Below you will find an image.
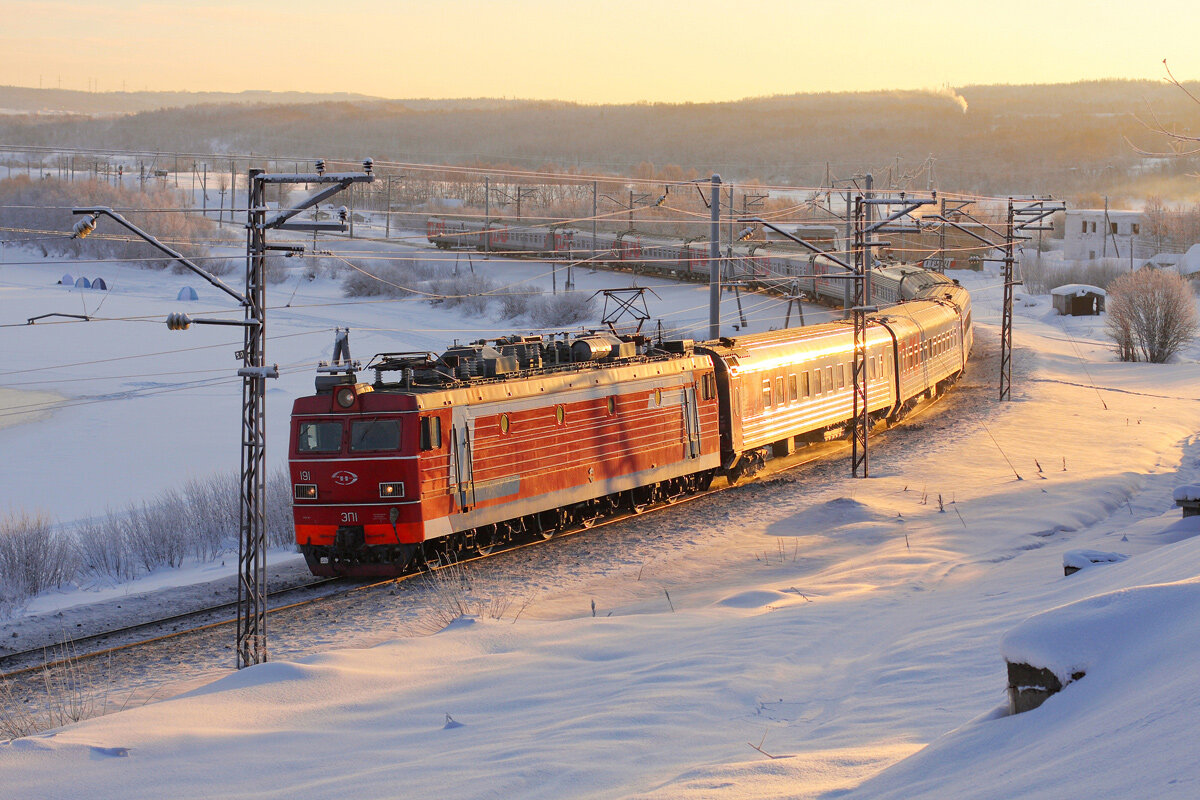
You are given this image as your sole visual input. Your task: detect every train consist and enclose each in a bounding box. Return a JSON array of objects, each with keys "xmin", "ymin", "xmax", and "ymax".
[
  {"xmin": 289, "ymin": 245, "xmax": 973, "ymax": 576},
  {"xmin": 427, "ymin": 216, "xmax": 871, "ymax": 304}
]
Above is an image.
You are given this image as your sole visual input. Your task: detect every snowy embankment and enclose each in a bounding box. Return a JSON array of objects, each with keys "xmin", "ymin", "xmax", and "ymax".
[{"xmin": 3, "ymin": 248, "xmax": 1200, "ymax": 798}]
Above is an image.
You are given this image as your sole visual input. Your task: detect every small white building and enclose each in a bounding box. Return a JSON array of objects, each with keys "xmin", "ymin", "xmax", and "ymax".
[{"xmin": 1064, "ymin": 209, "xmax": 1146, "ymax": 261}]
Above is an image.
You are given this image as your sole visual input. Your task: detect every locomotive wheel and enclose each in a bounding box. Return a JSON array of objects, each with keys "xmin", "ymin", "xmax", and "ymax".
[
  {"xmin": 536, "ymin": 511, "xmax": 559, "ymax": 540},
  {"xmin": 474, "ymin": 525, "xmax": 502, "ymax": 556}
]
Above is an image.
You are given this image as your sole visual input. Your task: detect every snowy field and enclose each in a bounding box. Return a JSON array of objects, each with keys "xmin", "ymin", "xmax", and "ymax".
[{"xmin": 3, "ymin": 236, "xmax": 1200, "ymax": 799}]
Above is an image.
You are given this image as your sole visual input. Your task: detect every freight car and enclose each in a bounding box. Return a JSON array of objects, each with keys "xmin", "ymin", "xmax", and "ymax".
[{"xmin": 290, "ymin": 272, "xmax": 972, "ymax": 576}]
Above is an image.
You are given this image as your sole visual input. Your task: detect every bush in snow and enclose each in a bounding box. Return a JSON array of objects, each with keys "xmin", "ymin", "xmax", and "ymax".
[
  {"xmin": 0, "ymin": 469, "xmax": 297, "ymax": 608},
  {"xmin": 0, "ymin": 175, "xmax": 237, "ymax": 267},
  {"xmin": 1019, "ymin": 251, "xmax": 1127, "ymax": 295},
  {"xmin": 340, "ymin": 257, "xmax": 440, "ymax": 297},
  {"xmin": 0, "ymin": 511, "xmax": 78, "ymax": 604},
  {"xmin": 494, "ymin": 286, "xmax": 541, "ymax": 319},
  {"xmin": 427, "ymin": 275, "xmax": 497, "ymax": 318},
  {"xmin": 529, "ymin": 292, "xmax": 596, "ymax": 327},
  {"xmin": 1105, "ymin": 268, "xmax": 1198, "ymax": 363}
]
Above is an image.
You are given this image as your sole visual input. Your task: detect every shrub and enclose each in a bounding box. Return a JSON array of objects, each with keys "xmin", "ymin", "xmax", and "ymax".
[
  {"xmin": 0, "ymin": 175, "xmax": 237, "ymax": 267},
  {"xmin": 0, "ymin": 511, "xmax": 78, "ymax": 604},
  {"xmin": 495, "ymin": 286, "xmax": 541, "ymax": 319},
  {"xmin": 340, "ymin": 257, "xmax": 439, "ymax": 297},
  {"xmin": 1106, "ymin": 268, "xmax": 1198, "ymax": 362},
  {"xmin": 529, "ymin": 292, "xmax": 596, "ymax": 327}
]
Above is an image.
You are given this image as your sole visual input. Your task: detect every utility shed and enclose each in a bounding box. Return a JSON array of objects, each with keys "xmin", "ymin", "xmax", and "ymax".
[{"xmin": 1051, "ymin": 284, "xmax": 1105, "ymax": 316}]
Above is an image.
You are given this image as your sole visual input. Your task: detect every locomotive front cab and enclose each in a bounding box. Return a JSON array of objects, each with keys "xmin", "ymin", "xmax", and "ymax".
[{"xmin": 290, "ymin": 383, "xmax": 427, "ymax": 576}]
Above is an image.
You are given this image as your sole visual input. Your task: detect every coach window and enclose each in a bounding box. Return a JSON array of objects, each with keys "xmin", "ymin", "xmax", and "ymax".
[
  {"xmin": 761, "ymin": 379, "xmax": 772, "ymax": 408},
  {"xmin": 775, "ymin": 376, "xmax": 785, "ymax": 405},
  {"xmin": 419, "ymin": 416, "xmax": 442, "ymax": 451},
  {"xmin": 801, "ymin": 372, "xmax": 811, "ymax": 397},
  {"xmin": 868, "ymin": 358, "xmax": 876, "ymax": 380},
  {"xmin": 836, "ymin": 365, "xmax": 845, "ymax": 390},
  {"xmin": 824, "ymin": 366, "xmax": 833, "ymax": 392},
  {"xmin": 812, "ymin": 369, "xmax": 822, "ymax": 395},
  {"xmin": 788, "ymin": 374, "xmax": 798, "ymax": 402}
]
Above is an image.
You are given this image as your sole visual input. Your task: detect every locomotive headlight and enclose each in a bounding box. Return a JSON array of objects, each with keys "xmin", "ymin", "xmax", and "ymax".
[
  {"xmin": 335, "ymin": 387, "xmax": 356, "ymax": 408},
  {"xmin": 294, "ymin": 483, "xmax": 318, "ymax": 500},
  {"xmin": 379, "ymin": 482, "xmax": 405, "ymax": 498}
]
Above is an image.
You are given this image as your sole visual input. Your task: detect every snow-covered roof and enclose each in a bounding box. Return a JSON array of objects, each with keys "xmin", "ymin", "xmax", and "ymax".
[
  {"xmin": 1050, "ymin": 283, "xmax": 1105, "ymax": 297},
  {"xmin": 1173, "ymin": 484, "xmax": 1200, "ymax": 503},
  {"xmin": 1181, "ymin": 244, "xmax": 1200, "ymax": 276},
  {"xmin": 1144, "ymin": 252, "xmax": 1184, "ymax": 269}
]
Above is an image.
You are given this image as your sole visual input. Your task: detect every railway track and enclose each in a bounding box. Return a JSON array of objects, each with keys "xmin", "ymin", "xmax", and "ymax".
[{"xmin": 0, "ymin": 381, "xmax": 955, "ymax": 685}]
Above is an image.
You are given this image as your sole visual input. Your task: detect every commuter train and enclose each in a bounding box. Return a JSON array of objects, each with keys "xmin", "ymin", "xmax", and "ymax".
[
  {"xmin": 289, "ymin": 253, "xmax": 972, "ymax": 576},
  {"xmin": 426, "ymin": 216, "xmax": 879, "ymax": 305}
]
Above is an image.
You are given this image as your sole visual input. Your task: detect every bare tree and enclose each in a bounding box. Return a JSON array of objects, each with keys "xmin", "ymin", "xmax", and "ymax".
[{"xmin": 1105, "ymin": 268, "xmax": 1198, "ymax": 362}]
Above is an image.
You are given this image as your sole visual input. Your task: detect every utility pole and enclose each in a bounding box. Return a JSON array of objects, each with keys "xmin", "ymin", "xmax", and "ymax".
[
  {"xmin": 484, "ymin": 176, "xmax": 490, "ymax": 255},
  {"xmin": 384, "ymin": 176, "xmax": 392, "ymax": 239},
  {"xmin": 73, "ymin": 160, "xmax": 372, "ymax": 669},
  {"xmin": 1000, "ymin": 199, "xmax": 1016, "ymax": 401},
  {"xmin": 851, "ymin": 193, "xmax": 869, "ymax": 477},
  {"xmin": 709, "ymin": 174, "xmax": 722, "ymax": 339}
]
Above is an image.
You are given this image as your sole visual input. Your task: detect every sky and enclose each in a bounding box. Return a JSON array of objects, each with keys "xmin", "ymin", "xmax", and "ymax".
[{"xmin": 1, "ymin": 0, "xmax": 1199, "ymax": 103}]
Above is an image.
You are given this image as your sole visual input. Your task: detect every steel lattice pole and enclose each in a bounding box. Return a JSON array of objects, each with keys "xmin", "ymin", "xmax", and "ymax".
[
  {"xmin": 851, "ymin": 194, "xmax": 869, "ymax": 477},
  {"xmin": 1000, "ymin": 198, "xmax": 1015, "ymax": 401},
  {"xmin": 237, "ymin": 170, "xmax": 268, "ymax": 668}
]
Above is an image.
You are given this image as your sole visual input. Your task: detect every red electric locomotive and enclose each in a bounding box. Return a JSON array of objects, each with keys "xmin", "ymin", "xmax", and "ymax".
[{"xmin": 290, "ymin": 333, "xmax": 721, "ymax": 576}]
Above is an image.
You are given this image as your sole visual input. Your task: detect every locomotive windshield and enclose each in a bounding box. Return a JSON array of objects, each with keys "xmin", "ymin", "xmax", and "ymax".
[
  {"xmin": 297, "ymin": 421, "xmax": 343, "ymax": 453},
  {"xmin": 350, "ymin": 419, "xmax": 402, "ymax": 452}
]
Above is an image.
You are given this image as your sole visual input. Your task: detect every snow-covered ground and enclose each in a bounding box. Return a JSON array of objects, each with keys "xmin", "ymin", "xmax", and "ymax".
[{"xmin": 3, "ymin": 239, "xmax": 1200, "ymax": 799}]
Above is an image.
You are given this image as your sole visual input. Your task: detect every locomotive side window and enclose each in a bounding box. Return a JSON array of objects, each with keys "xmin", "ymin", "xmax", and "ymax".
[
  {"xmin": 350, "ymin": 419, "xmax": 401, "ymax": 452},
  {"xmin": 420, "ymin": 416, "xmax": 442, "ymax": 451},
  {"xmin": 298, "ymin": 421, "xmax": 342, "ymax": 453},
  {"xmin": 556, "ymin": 405, "xmax": 566, "ymax": 424},
  {"xmin": 607, "ymin": 397, "xmax": 616, "ymax": 415},
  {"xmin": 701, "ymin": 373, "xmax": 717, "ymax": 401},
  {"xmin": 500, "ymin": 413, "xmax": 511, "ymax": 433}
]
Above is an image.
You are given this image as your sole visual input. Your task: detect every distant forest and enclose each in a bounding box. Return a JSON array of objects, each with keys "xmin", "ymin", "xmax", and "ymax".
[{"xmin": 2, "ymin": 80, "xmax": 1199, "ymax": 201}]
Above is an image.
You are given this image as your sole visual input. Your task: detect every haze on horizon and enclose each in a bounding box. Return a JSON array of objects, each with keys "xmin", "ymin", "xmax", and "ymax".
[{"xmin": 2, "ymin": 0, "xmax": 1198, "ymax": 104}]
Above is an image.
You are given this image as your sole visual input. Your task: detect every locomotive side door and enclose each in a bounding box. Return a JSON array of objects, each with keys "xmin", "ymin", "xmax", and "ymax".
[
  {"xmin": 681, "ymin": 384, "xmax": 702, "ymax": 458},
  {"xmin": 448, "ymin": 406, "xmax": 476, "ymax": 511}
]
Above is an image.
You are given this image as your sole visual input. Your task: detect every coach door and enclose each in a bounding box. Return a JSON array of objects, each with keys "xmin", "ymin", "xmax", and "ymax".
[
  {"xmin": 448, "ymin": 407, "xmax": 476, "ymax": 511},
  {"xmin": 681, "ymin": 384, "xmax": 702, "ymax": 458}
]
